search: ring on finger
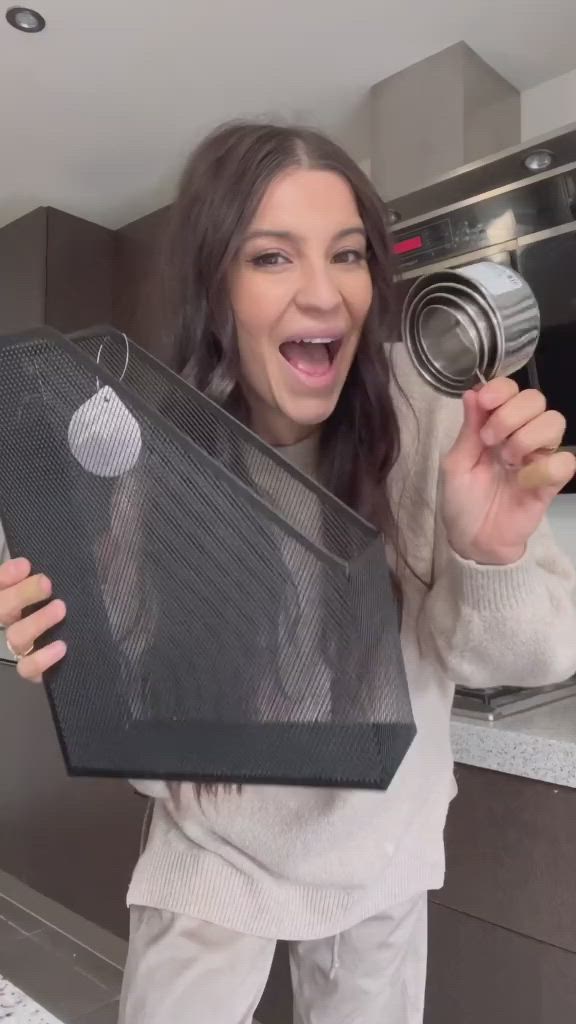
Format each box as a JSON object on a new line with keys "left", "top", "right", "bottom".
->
{"left": 6, "top": 636, "right": 35, "bottom": 660}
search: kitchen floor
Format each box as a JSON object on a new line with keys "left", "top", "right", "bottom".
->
{"left": 0, "top": 894, "right": 121, "bottom": 1023}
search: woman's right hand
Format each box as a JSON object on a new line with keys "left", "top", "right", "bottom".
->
{"left": 0, "top": 559, "right": 67, "bottom": 682}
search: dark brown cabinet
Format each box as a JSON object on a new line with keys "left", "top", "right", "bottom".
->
{"left": 0, "top": 209, "right": 47, "bottom": 332}
{"left": 0, "top": 207, "right": 115, "bottom": 335}
{"left": 425, "top": 765, "right": 576, "bottom": 1023}
{"left": 438, "top": 765, "right": 576, "bottom": 952}
{"left": 0, "top": 201, "right": 170, "bottom": 938}
{"left": 114, "top": 206, "right": 168, "bottom": 356}
{"left": 427, "top": 902, "right": 576, "bottom": 1024}
{"left": 0, "top": 663, "right": 144, "bottom": 937}
{"left": 0, "top": 207, "right": 144, "bottom": 938}
{"left": 0, "top": 203, "right": 167, "bottom": 354}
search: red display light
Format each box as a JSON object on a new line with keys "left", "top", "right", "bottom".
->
{"left": 393, "top": 236, "right": 423, "bottom": 256}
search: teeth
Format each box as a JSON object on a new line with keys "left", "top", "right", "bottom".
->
{"left": 299, "top": 337, "right": 337, "bottom": 345}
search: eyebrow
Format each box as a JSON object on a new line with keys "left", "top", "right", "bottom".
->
{"left": 243, "top": 226, "right": 367, "bottom": 244}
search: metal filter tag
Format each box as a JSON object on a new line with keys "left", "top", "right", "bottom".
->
{"left": 68, "top": 386, "right": 142, "bottom": 478}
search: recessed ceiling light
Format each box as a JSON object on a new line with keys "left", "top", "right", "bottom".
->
{"left": 523, "top": 149, "right": 554, "bottom": 173}
{"left": 5, "top": 6, "right": 46, "bottom": 32}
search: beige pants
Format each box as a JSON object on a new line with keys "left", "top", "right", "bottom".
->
{"left": 119, "top": 894, "right": 427, "bottom": 1024}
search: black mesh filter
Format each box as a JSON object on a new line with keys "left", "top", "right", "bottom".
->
{"left": 0, "top": 326, "right": 416, "bottom": 788}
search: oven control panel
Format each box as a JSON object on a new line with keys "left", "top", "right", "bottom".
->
{"left": 392, "top": 168, "right": 576, "bottom": 270}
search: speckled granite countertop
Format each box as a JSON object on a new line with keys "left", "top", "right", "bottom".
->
{"left": 0, "top": 974, "right": 64, "bottom": 1022}
{"left": 451, "top": 691, "right": 576, "bottom": 789}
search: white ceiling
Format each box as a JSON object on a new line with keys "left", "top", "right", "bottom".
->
{"left": 2, "top": 0, "right": 576, "bottom": 230}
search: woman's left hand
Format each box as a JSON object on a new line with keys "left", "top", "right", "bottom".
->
{"left": 441, "top": 378, "right": 576, "bottom": 565}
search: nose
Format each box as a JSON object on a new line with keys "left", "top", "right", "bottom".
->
{"left": 294, "top": 259, "right": 343, "bottom": 314}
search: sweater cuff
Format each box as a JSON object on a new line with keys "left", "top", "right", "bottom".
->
{"left": 442, "top": 542, "right": 536, "bottom": 613}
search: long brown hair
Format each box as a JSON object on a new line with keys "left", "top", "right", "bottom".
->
{"left": 161, "top": 120, "right": 401, "bottom": 543}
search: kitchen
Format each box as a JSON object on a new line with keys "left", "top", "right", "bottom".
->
{"left": 1, "top": 4, "right": 576, "bottom": 1023}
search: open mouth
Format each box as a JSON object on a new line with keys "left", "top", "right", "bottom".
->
{"left": 279, "top": 337, "right": 344, "bottom": 378}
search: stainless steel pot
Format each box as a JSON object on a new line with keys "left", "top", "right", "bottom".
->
{"left": 401, "top": 262, "right": 540, "bottom": 396}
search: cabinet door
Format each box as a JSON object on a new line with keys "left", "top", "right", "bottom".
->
{"left": 114, "top": 207, "right": 168, "bottom": 360}
{"left": 437, "top": 765, "right": 576, "bottom": 953}
{"left": 0, "top": 209, "right": 46, "bottom": 331}
{"left": 0, "top": 664, "right": 143, "bottom": 937}
{"left": 0, "top": 206, "right": 115, "bottom": 336}
{"left": 426, "top": 903, "right": 576, "bottom": 1024}
{"left": 46, "top": 208, "right": 115, "bottom": 333}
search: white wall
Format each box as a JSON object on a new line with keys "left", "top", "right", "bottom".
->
{"left": 522, "top": 68, "right": 576, "bottom": 141}
{"left": 548, "top": 495, "right": 576, "bottom": 568}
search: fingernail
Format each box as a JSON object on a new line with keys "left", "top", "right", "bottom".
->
{"left": 39, "top": 575, "right": 52, "bottom": 595}
{"left": 52, "top": 641, "right": 67, "bottom": 657}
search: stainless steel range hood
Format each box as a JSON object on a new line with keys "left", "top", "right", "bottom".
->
{"left": 370, "top": 42, "right": 521, "bottom": 203}
{"left": 389, "top": 122, "right": 576, "bottom": 223}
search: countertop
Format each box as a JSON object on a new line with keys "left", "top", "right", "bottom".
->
{"left": 451, "top": 688, "right": 576, "bottom": 789}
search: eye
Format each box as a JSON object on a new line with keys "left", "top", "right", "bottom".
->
{"left": 250, "top": 251, "right": 290, "bottom": 268}
{"left": 332, "top": 249, "right": 367, "bottom": 265}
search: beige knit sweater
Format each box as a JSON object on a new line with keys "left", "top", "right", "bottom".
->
{"left": 127, "top": 344, "right": 576, "bottom": 940}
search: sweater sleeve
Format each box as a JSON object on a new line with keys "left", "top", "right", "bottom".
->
{"left": 417, "top": 513, "right": 576, "bottom": 690}
{"left": 388, "top": 343, "right": 576, "bottom": 690}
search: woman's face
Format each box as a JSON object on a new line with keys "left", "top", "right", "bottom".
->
{"left": 229, "top": 168, "right": 373, "bottom": 446}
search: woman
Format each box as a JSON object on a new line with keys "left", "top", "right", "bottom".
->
{"left": 1, "top": 122, "right": 575, "bottom": 1024}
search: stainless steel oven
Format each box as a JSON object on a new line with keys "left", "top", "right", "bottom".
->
{"left": 393, "top": 161, "right": 576, "bottom": 492}
{"left": 392, "top": 155, "right": 576, "bottom": 718}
